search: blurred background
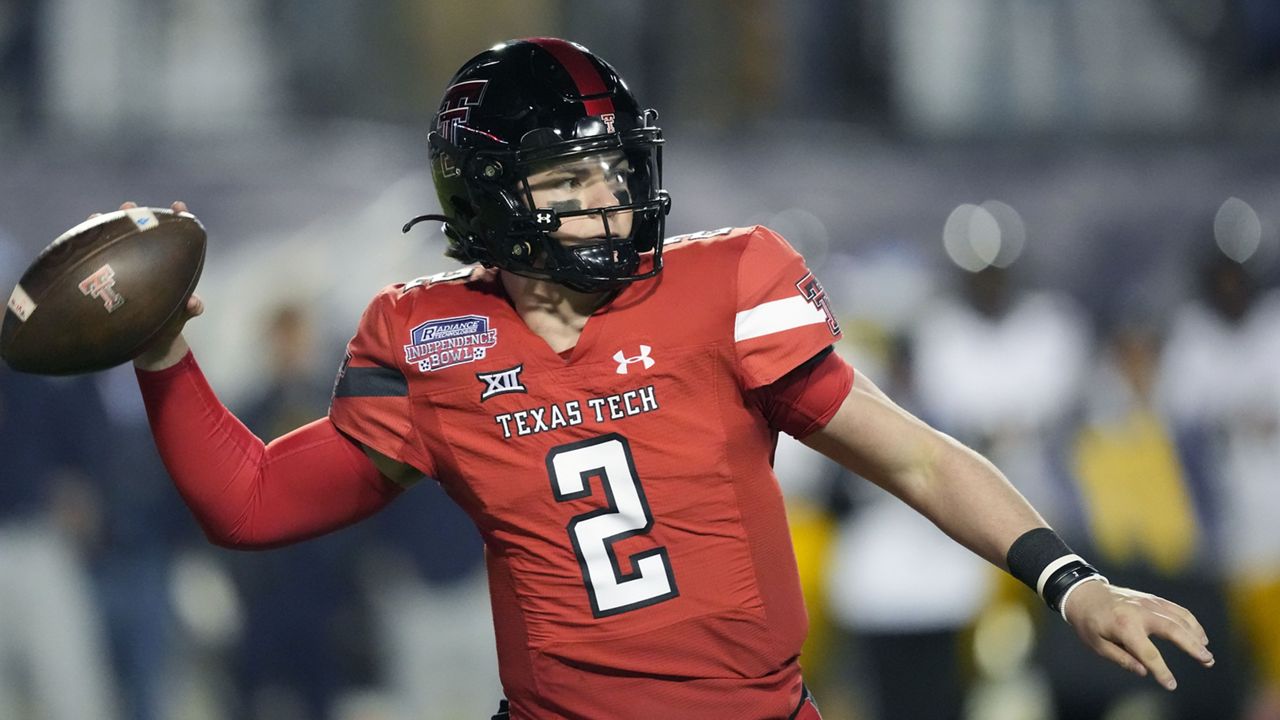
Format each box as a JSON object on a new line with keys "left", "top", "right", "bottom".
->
{"left": 2, "top": 1, "right": 1280, "bottom": 719}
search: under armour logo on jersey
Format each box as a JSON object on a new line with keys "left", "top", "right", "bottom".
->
{"left": 477, "top": 364, "right": 527, "bottom": 401}
{"left": 613, "top": 345, "right": 654, "bottom": 374}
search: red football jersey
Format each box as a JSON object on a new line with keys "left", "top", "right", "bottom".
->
{"left": 330, "top": 226, "right": 843, "bottom": 719}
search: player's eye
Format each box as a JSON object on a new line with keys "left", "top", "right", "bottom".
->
{"left": 541, "top": 176, "right": 581, "bottom": 193}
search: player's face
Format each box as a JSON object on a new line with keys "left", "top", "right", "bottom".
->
{"left": 524, "top": 151, "right": 635, "bottom": 243}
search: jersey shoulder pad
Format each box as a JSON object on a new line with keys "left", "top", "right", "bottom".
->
{"left": 663, "top": 226, "right": 757, "bottom": 249}
{"left": 402, "top": 265, "right": 485, "bottom": 293}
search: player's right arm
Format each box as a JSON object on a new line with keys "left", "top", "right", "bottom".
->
{"left": 802, "top": 370, "right": 1214, "bottom": 690}
{"left": 121, "top": 201, "right": 413, "bottom": 548}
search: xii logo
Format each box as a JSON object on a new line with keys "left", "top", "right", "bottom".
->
{"left": 477, "top": 364, "right": 527, "bottom": 401}
{"left": 79, "top": 264, "right": 126, "bottom": 313}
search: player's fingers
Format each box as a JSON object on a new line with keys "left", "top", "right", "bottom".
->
{"left": 185, "top": 293, "right": 204, "bottom": 318}
{"left": 90, "top": 201, "right": 140, "bottom": 221}
{"left": 171, "top": 200, "right": 189, "bottom": 214}
{"left": 1112, "top": 627, "right": 1178, "bottom": 690}
{"left": 1154, "top": 598, "right": 1209, "bottom": 645}
{"left": 1093, "top": 637, "right": 1148, "bottom": 678}
{"left": 1144, "top": 609, "right": 1215, "bottom": 667}
{"left": 1133, "top": 596, "right": 1201, "bottom": 644}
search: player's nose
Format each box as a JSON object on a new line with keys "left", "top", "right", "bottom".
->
{"left": 582, "top": 177, "right": 619, "bottom": 210}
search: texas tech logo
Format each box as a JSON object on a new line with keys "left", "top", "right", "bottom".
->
{"left": 403, "top": 315, "right": 498, "bottom": 373}
{"left": 795, "top": 272, "right": 840, "bottom": 336}
{"left": 436, "top": 79, "right": 488, "bottom": 177}
{"left": 477, "top": 364, "right": 526, "bottom": 401}
{"left": 78, "top": 264, "right": 126, "bottom": 313}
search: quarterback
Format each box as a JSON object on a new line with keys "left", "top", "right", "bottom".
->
{"left": 126, "top": 39, "right": 1213, "bottom": 719}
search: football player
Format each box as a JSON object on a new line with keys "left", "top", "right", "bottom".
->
{"left": 126, "top": 38, "right": 1213, "bottom": 719}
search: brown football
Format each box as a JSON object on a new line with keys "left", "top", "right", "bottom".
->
{"left": 1, "top": 208, "right": 206, "bottom": 375}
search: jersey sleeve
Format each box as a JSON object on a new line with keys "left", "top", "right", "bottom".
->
{"left": 329, "top": 287, "right": 436, "bottom": 477}
{"left": 733, "top": 226, "right": 844, "bottom": 389}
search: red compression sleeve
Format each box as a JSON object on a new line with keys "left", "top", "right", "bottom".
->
{"left": 751, "top": 347, "right": 855, "bottom": 439}
{"left": 135, "top": 351, "right": 402, "bottom": 549}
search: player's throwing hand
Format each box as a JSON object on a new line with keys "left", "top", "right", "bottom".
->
{"left": 1063, "top": 579, "right": 1214, "bottom": 690}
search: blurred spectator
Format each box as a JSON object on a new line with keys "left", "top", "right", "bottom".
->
{"left": 90, "top": 363, "right": 197, "bottom": 720}
{"left": 825, "top": 332, "right": 990, "bottom": 720}
{"left": 359, "top": 482, "right": 496, "bottom": 720}
{"left": 240, "top": 303, "right": 335, "bottom": 438}
{"left": 912, "top": 264, "right": 1091, "bottom": 521}
{"left": 1036, "top": 317, "right": 1243, "bottom": 720}
{"left": 228, "top": 302, "right": 371, "bottom": 720}
{"left": 0, "top": 366, "right": 119, "bottom": 720}
{"left": 1158, "top": 251, "right": 1280, "bottom": 720}
{"left": 906, "top": 263, "right": 1091, "bottom": 718}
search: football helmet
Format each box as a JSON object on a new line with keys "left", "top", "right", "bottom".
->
{"left": 405, "top": 38, "right": 672, "bottom": 292}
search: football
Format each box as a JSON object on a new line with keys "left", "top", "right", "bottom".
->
{"left": 1, "top": 207, "right": 206, "bottom": 375}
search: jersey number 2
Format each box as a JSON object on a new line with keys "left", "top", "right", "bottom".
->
{"left": 547, "top": 434, "right": 679, "bottom": 617}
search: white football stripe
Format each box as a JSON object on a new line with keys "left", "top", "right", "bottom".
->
{"left": 125, "top": 207, "right": 159, "bottom": 232}
{"left": 7, "top": 283, "right": 36, "bottom": 322}
{"left": 734, "top": 296, "right": 826, "bottom": 342}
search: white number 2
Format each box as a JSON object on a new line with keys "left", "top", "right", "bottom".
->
{"left": 547, "top": 434, "right": 679, "bottom": 617}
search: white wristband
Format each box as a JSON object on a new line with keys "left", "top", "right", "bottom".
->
{"left": 1058, "top": 574, "right": 1109, "bottom": 623}
{"left": 1036, "top": 553, "right": 1084, "bottom": 599}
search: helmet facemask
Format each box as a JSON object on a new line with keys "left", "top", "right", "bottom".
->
{"left": 434, "top": 124, "right": 669, "bottom": 293}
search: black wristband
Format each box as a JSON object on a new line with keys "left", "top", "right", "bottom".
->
{"left": 1005, "top": 528, "right": 1102, "bottom": 610}
{"left": 1006, "top": 528, "right": 1072, "bottom": 589}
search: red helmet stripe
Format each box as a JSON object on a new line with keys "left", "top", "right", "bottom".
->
{"left": 527, "top": 38, "right": 616, "bottom": 118}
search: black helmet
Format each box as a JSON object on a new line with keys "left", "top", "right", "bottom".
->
{"left": 406, "top": 38, "right": 672, "bottom": 292}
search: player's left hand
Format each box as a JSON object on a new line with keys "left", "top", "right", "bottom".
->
{"left": 1062, "top": 579, "right": 1214, "bottom": 691}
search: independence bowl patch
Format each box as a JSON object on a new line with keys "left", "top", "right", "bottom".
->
{"left": 403, "top": 314, "right": 498, "bottom": 372}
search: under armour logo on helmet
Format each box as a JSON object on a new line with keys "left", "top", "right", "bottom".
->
{"left": 613, "top": 345, "right": 654, "bottom": 374}
{"left": 535, "top": 211, "right": 554, "bottom": 225}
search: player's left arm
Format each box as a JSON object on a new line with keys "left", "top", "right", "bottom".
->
{"left": 800, "top": 369, "right": 1215, "bottom": 691}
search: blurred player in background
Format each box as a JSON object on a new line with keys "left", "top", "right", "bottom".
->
{"left": 1158, "top": 251, "right": 1280, "bottom": 720}
{"left": 123, "top": 38, "right": 1214, "bottom": 719}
